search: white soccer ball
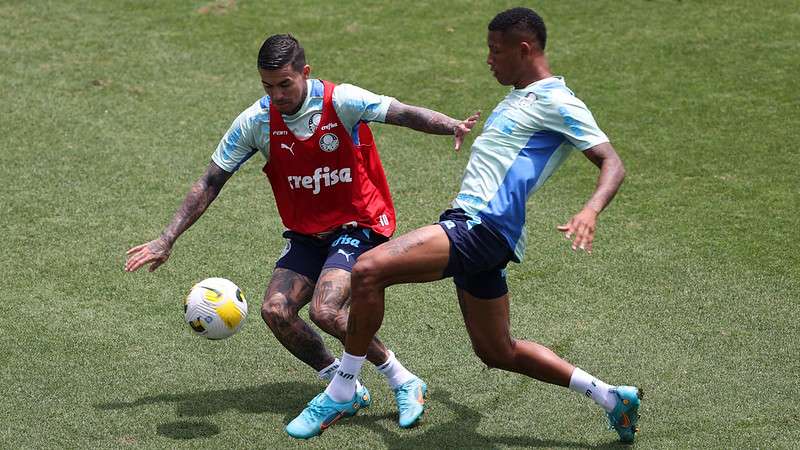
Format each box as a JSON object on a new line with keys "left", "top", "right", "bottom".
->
{"left": 184, "top": 277, "right": 248, "bottom": 340}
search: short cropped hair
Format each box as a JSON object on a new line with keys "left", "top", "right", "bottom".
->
{"left": 257, "top": 34, "right": 306, "bottom": 71}
{"left": 488, "top": 7, "right": 547, "bottom": 50}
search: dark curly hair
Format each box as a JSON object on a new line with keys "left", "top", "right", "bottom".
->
{"left": 257, "top": 34, "right": 306, "bottom": 71}
{"left": 488, "top": 7, "right": 547, "bottom": 50}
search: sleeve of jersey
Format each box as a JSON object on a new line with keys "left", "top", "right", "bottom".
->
{"left": 543, "top": 93, "right": 609, "bottom": 151}
{"left": 211, "top": 104, "right": 267, "bottom": 173}
{"left": 331, "top": 84, "right": 395, "bottom": 131}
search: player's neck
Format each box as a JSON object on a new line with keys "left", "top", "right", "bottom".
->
{"left": 514, "top": 59, "right": 552, "bottom": 89}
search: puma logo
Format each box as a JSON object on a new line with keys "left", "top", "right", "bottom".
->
{"left": 336, "top": 370, "right": 354, "bottom": 380}
{"left": 280, "top": 142, "right": 295, "bottom": 155}
{"left": 337, "top": 249, "right": 354, "bottom": 262}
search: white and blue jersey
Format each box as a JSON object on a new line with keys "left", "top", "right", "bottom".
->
{"left": 211, "top": 79, "right": 394, "bottom": 172}
{"left": 453, "top": 76, "right": 609, "bottom": 261}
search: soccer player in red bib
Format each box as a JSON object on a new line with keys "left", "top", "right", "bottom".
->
{"left": 125, "top": 34, "right": 479, "bottom": 431}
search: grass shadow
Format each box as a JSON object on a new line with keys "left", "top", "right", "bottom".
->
{"left": 343, "top": 388, "right": 618, "bottom": 449}
{"left": 97, "top": 382, "right": 623, "bottom": 447}
{"left": 96, "top": 381, "right": 320, "bottom": 439}
{"left": 156, "top": 420, "right": 220, "bottom": 440}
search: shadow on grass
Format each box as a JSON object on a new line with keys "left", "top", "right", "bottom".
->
{"left": 346, "top": 388, "right": 623, "bottom": 450}
{"left": 96, "top": 381, "right": 321, "bottom": 439}
{"left": 96, "top": 382, "right": 624, "bottom": 447}
{"left": 96, "top": 381, "right": 320, "bottom": 417}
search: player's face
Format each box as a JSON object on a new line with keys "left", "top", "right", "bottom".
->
{"left": 486, "top": 31, "right": 522, "bottom": 86}
{"left": 259, "top": 64, "right": 310, "bottom": 115}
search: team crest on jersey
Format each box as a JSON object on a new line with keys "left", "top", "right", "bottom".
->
{"left": 319, "top": 133, "right": 340, "bottom": 152}
{"left": 518, "top": 92, "right": 537, "bottom": 107}
{"left": 308, "top": 112, "right": 322, "bottom": 133}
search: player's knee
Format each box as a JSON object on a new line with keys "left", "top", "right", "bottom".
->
{"left": 474, "top": 349, "right": 505, "bottom": 369}
{"left": 308, "top": 303, "right": 340, "bottom": 334}
{"left": 351, "top": 254, "right": 385, "bottom": 289}
{"left": 334, "top": 310, "right": 349, "bottom": 334}
{"left": 473, "top": 341, "right": 515, "bottom": 370}
{"left": 260, "top": 293, "right": 296, "bottom": 329}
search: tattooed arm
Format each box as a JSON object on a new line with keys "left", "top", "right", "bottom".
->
{"left": 125, "top": 161, "right": 233, "bottom": 272}
{"left": 384, "top": 100, "right": 480, "bottom": 150}
{"left": 159, "top": 161, "right": 232, "bottom": 246}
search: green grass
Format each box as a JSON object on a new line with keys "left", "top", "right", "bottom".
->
{"left": 2, "top": 0, "right": 798, "bottom": 448}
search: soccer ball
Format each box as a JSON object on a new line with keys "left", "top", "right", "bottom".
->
{"left": 184, "top": 277, "right": 248, "bottom": 340}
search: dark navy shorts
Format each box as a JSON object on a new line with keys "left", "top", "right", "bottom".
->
{"left": 438, "top": 209, "right": 514, "bottom": 300}
{"left": 275, "top": 227, "right": 388, "bottom": 282}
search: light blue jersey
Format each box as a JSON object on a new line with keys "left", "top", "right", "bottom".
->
{"left": 212, "top": 79, "right": 394, "bottom": 172}
{"left": 453, "top": 76, "right": 609, "bottom": 261}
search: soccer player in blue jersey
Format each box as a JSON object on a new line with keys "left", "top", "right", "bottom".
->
{"left": 287, "top": 7, "right": 642, "bottom": 443}
{"left": 125, "top": 34, "right": 477, "bottom": 431}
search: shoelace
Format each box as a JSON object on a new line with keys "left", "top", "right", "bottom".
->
{"left": 302, "top": 394, "right": 330, "bottom": 421}
{"left": 395, "top": 384, "right": 417, "bottom": 411}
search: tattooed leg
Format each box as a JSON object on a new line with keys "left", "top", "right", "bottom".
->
{"left": 261, "top": 268, "right": 334, "bottom": 371}
{"left": 309, "top": 268, "right": 390, "bottom": 366}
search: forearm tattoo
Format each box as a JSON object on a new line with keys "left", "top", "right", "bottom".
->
{"left": 161, "top": 163, "right": 231, "bottom": 244}
{"left": 385, "top": 102, "right": 458, "bottom": 135}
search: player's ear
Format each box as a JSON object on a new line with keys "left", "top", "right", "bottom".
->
{"left": 520, "top": 40, "right": 533, "bottom": 57}
{"left": 302, "top": 64, "right": 311, "bottom": 78}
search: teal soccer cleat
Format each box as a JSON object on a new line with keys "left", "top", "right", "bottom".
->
{"left": 607, "top": 386, "right": 642, "bottom": 443}
{"left": 285, "top": 385, "right": 371, "bottom": 439}
{"left": 393, "top": 377, "right": 427, "bottom": 428}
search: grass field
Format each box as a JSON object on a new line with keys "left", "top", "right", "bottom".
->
{"left": 2, "top": 0, "right": 799, "bottom": 448}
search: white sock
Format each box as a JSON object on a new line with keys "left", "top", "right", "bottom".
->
{"left": 376, "top": 350, "right": 415, "bottom": 389}
{"left": 318, "top": 359, "right": 340, "bottom": 381}
{"left": 319, "top": 358, "right": 363, "bottom": 391}
{"left": 325, "top": 352, "right": 366, "bottom": 403}
{"left": 568, "top": 367, "right": 617, "bottom": 412}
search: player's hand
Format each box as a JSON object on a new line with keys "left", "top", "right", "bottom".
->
{"left": 557, "top": 207, "right": 598, "bottom": 253}
{"left": 125, "top": 237, "right": 172, "bottom": 272}
{"left": 454, "top": 111, "right": 481, "bottom": 151}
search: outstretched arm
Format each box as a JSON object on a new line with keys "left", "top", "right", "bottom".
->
{"left": 557, "top": 142, "right": 625, "bottom": 253}
{"left": 125, "top": 161, "right": 233, "bottom": 272}
{"left": 384, "top": 100, "right": 480, "bottom": 150}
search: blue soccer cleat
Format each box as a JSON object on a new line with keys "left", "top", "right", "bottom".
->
{"left": 285, "top": 385, "right": 371, "bottom": 439}
{"left": 393, "top": 377, "right": 427, "bottom": 428}
{"left": 607, "top": 386, "right": 642, "bottom": 443}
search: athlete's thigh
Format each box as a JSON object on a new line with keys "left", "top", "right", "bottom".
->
{"left": 311, "top": 268, "right": 351, "bottom": 315}
{"left": 456, "top": 287, "right": 513, "bottom": 350}
{"left": 264, "top": 267, "right": 315, "bottom": 310}
{"left": 361, "top": 224, "right": 452, "bottom": 285}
